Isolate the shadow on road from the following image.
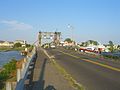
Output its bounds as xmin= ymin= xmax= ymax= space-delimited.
xmin=38 ymin=58 xmax=47 ymax=90
xmin=44 ymin=85 xmax=56 ymax=90
xmin=32 ymin=58 xmax=56 ymax=90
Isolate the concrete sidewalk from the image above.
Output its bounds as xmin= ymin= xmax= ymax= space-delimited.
xmin=44 ymin=59 xmax=75 ymax=90
xmin=32 ymin=47 xmax=75 ymax=90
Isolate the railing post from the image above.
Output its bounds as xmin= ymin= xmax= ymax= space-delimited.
xmin=17 ymin=69 xmax=21 ymax=82
xmin=6 ymin=82 xmax=11 ymax=90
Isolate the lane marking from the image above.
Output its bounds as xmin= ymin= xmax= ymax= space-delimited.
xmin=58 ymin=50 xmax=120 ymax=72
xmin=43 ymin=49 xmax=84 ymax=90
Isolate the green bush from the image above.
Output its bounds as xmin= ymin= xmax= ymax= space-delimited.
xmin=14 ymin=43 xmax=22 ymax=47
xmin=0 ymin=59 xmax=17 ymax=89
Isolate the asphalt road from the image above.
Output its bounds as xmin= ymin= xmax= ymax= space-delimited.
xmin=46 ymin=47 xmax=120 ymax=90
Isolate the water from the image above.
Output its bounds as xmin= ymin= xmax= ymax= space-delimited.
xmin=0 ymin=51 xmax=24 ymax=67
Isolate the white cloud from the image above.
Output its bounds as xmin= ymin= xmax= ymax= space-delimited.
xmin=1 ymin=20 xmax=33 ymax=30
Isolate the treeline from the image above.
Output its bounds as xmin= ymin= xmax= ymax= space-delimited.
xmin=0 ymin=59 xmax=17 ymax=89
xmin=0 ymin=43 xmax=32 ymax=52
xmin=14 ymin=43 xmax=31 ymax=48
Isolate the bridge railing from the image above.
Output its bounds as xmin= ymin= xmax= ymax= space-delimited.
xmin=15 ymin=46 xmax=37 ymax=90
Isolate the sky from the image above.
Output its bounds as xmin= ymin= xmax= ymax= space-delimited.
xmin=0 ymin=0 xmax=120 ymax=44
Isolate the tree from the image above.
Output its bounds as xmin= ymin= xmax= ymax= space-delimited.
xmin=64 ymin=38 xmax=73 ymax=43
xmin=117 ymin=45 xmax=120 ymax=50
xmin=88 ymin=40 xmax=99 ymax=45
xmin=26 ymin=44 xmax=31 ymax=47
xmin=80 ymin=42 xmax=85 ymax=46
xmin=108 ymin=41 xmax=114 ymax=52
xmin=14 ymin=43 xmax=22 ymax=47
xmin=109 ymin=41 xmax=114 ymax=46
xmin=89 ymin=40 xmax=93 ymax=44
xmin=82 ymin=40 xmax=99 ymax=46
xmin=93 ymin=41 xmax=99 ymax=45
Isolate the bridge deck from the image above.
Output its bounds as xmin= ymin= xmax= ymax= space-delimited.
xmin=32 ymin=47 xmax=75 ymax=90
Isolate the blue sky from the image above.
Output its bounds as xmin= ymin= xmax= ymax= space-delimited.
xmin=0 ymin=0 xmax=120 ymax=44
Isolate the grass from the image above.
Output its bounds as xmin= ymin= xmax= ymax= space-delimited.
xmin=0 ymin=47 xmax=25 ymax=52
xmin=0 ymin=59 xmax=17 ymax=89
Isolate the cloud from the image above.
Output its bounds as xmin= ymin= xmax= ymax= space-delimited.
xmin=1 ymin=20 xmax=33 ymax=30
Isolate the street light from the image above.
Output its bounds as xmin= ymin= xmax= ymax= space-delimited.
xmin=67 ymin=24 xmax=74 ymax=41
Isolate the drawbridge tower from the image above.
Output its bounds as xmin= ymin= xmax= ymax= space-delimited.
xmin=38 ymin=31 xmax=61 ymax=46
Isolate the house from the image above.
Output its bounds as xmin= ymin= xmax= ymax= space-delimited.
xmin=0 ymin=41 xmax=14 ymax=47
xmin=14 ymin=40 xmax=27 ymax=47
xmin=14 ymin=40 xmax=26 ymax=44
xmin=63 ymin=41 xmax=75 ymax=46
xmin=0 ymin=41 xmax=4 ymax=45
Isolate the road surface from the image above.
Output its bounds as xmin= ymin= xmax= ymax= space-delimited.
xmin=46 ymin=47 xmax=120 ymax=90
xmin=32 ymin=47 xmax=75 ymax=90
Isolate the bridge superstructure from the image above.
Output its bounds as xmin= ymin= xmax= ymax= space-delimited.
xmin=38 ymin=31 xmax=61 ymax=46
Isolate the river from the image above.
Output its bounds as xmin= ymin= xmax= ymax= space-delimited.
xmin=0 ymin=51 xmax=24 ymax=67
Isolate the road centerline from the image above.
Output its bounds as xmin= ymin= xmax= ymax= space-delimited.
xmin=57 ymin=50 xmax=120 ymax=72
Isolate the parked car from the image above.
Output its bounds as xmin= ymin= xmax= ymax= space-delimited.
xmin=50 ymin=45 xmax=56 ymax=48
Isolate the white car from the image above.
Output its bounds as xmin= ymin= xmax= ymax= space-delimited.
xmin=50 ymin=45 xmax=56 ymax=48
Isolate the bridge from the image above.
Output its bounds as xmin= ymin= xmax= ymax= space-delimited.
xmin=38 ymin=31 xmax=61 ymax=46
xmin=6 ymin=32 xmax=120 ymax=90
xmin=6 ymin=31 xmax=76 ymax=90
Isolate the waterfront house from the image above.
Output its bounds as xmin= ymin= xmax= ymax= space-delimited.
xmin=0 ymin=40 xmax=14 ymax=47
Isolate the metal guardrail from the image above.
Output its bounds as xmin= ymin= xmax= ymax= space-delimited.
xmin=16 ymin=47 xmax=37 ymax=90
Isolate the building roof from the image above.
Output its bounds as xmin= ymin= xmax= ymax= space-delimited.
xmin=0 ymin=40 xmax=14 ymax=44
xmin=15 ymin=40 xmax=24 ymax=41
xmin=0 ymin=40 xmax=5 ymax=43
